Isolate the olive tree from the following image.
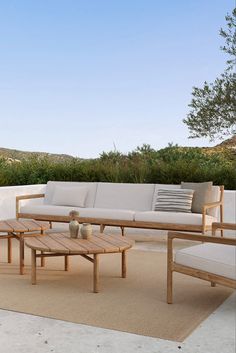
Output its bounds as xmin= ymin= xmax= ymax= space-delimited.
xmin=183 ymin=8 xmax=236 ymax=141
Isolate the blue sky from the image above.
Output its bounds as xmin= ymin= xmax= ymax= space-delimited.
xmin=0 ymin=0 xmax=234 ymax=157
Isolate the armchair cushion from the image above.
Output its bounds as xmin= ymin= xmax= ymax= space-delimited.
xmin=175 ymin=243 xmax=236 ymax=280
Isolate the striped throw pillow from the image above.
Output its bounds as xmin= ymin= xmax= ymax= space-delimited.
xmin=154 ymin=189 xmax=194 ymax=213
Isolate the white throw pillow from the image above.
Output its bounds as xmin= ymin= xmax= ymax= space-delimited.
xmin=51 ymin=186 xmax=88 ymax=207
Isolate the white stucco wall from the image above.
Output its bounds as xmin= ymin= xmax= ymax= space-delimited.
xmin=0 ymin=184 xmax=235 ymax=223
xmin=223 ymin=190 xmax=236 ymax=223
xmin=0 ymin=184 xmax=46 ymax=219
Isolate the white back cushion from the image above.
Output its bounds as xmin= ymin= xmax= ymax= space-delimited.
xmin=51 ymin=186 xmax=88 ymax=207
xmin=94 ymin=183 xmax=155 ymax=211
xmin=207 ymin=186 xmax=221 ymax=218
xmin=44 ymin=181 xmax=98 ymax=207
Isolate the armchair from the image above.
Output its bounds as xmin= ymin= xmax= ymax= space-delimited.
xmin=167 ymin=223 xmax=236 ymax=304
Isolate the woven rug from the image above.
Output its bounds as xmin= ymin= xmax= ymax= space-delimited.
xmin=0 ymin=239 xmax=232 ymax=341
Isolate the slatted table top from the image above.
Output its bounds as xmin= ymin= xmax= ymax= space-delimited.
xmin=0 ymin=219 xmax=50 ymax=233
xmin=25 ymin=232 xmax=134 ymax=254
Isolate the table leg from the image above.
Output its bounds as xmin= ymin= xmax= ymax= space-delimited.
xmin=7 ymin=237 xmax=12 ymax=263
xmin=19 ymin=235 xmax=24 ymax=275
xmin=31 ymin=249 xmax=36 ymax=285
xmin=65 ymin=255 xmax=69 ymax=271
xmin=93 ymin=254 xmax=99 ymax=293
xmin=122 ymin=251 xmax=126 ymax=278
xmin=40 ymin=230 xmax=45 ymax=267
xmin=40 ymin=251 xmax=45 ymax=267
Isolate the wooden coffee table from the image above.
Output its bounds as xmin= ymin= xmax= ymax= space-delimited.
xmin=25 ymin=232 xmax=134 ymax=293
xmin=0 ymin=219 xmax=49 ymax=274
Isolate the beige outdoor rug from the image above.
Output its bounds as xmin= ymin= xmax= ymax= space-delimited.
xmin=0 ymin=240 xmax=233 ymax=342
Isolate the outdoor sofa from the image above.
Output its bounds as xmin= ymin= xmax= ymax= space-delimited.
xmin=16 ymin=181 xmax=224 ymax=235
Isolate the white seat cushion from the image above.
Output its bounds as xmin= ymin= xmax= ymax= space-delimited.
xmin=79 ymin=208 xmax=135 ymax=221
xmin=20 ymin=205 xmax=82 ymax=217
xmin=175 ymin=243 xmax=236 ymax=280
xmin=135 ymin=211 xmax=217 ymax=226
xmin=20 ymin=205 xmax=135 ymax=221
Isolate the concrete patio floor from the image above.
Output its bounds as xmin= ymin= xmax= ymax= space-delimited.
xmin=0 ymin=225 xmax=235 ymax=352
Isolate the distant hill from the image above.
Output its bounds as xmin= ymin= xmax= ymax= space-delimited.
xmin=1 ymin=137 xmax=235 ymax=163
xmin=215 ymin=135 xmax=236 ymax=149
xmin=0 ymin=147 xmax=76 ymax=162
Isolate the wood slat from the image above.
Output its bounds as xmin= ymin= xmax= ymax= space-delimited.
xmin=5 ymin=219 xmax=28 ymax=232
xmin=49 ymin=233 xmax=88 ymax=254
xmin=37 ymin=235 xmax=70 ymax=253
xmin=107 ymin=233 xmax=135 ymax=246
xmin=73 ymin=238 xmax=106 ymax=254
xmin=87 ymin=236 xmax=120 ymax=253
xmin=49 ymin=233 xmax=106 ymax=254
xmin=25 ymin=237 xmax=51 ymax=252
xmin=17 ymin=219 xmax=42 ymax=232
xmin=26 ymin=235 xmax=69 ymax=253
xmin=0 ymin=221 xmax=13 ymax=232
xmin=96 ymin=233 xmax=133 ymax=251
xmin=30 ymin=220 xmax=50 ymax=230
xmin=0 ymin=219 xmax=50 ymax=233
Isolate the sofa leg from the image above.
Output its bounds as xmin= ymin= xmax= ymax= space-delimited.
xmin=211 ymin=281 xmax=216 ymax=287
xmin=100 ymin=224 xmax=105 ymax=233
xmin=121 ymin=226 xmax=125 ymax=236
xmin=167 ymin=269 xmax=173 ymax=304
xmin=49 ymin=221 xmax=52 ymax=229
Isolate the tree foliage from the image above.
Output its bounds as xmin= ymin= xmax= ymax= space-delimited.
xmin=183 ymin=8 xmax=236 ymax=141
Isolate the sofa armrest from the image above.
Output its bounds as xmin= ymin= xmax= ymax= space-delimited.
xmin=16 ymin=193 xmax=45 ymax=218
xmin=203 ymin=200 xmax=222 ymax=210
xmin=201 ymin=185 xmax=224 ymax=233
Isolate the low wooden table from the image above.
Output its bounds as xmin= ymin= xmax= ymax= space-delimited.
xmin=25 ymin=232 xmax=134 ymax=293
xmin=0 ymin=219 xmax=49 ymax=274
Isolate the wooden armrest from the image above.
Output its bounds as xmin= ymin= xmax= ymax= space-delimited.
xmin=168 ymin=231 xmax=236 ymax=246
xmin=203 ymin=201 xmax=222 ymax=211
xmin=16 ymin=193 xmax=45 ymax=218
xmin=16 ymin=193 xmax=45 ymax=201
xmin=202 ymin=185 xmax=224 ymax=212
xmin=200 ymin=186 xmax=224 ymax=233
xmin=212 ymin=222 xmax=236 ymax=235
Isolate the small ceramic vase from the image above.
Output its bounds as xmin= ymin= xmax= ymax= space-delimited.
xmin=80 ymin=223 xmax=93 ymax=239
xmin=69 ymin=210 xmax=80 ymax=238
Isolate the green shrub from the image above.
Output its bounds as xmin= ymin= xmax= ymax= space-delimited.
xmin=0 ymin=145 xmax=235 ymax=189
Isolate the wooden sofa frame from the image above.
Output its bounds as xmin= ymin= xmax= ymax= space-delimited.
xmin=167 ymin=222 xmax=236 ymax=304
xmin=16 ymin=186 xmax=224 ymax=235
